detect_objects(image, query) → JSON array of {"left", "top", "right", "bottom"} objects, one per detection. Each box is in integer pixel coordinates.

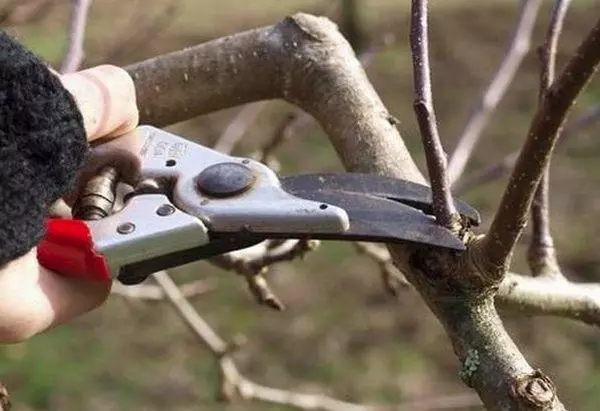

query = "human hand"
[{"left": 0, "top": 65, "right": 140, "bottom": 343}]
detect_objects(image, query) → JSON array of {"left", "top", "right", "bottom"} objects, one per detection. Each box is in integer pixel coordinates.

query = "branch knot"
[{"left": 511, "top": 369, "right": 557, "bottom": 410}]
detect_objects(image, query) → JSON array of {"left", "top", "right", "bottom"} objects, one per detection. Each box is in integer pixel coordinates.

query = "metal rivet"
[
  {"left": 195, "top": 162, "right": 255, "bottom": 198},
  {"left": 242, "top": 159, "right": 250, "bottom": 164},
  {"left": 156, "top": 204, "right": 175, "bottom": 216},
  {"left": 117, "top": 222, "right": 136, "bottom": 235}
]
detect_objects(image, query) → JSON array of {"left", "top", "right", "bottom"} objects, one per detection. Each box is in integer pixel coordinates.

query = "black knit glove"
[{"left": 0, "top": 31, "right": 88, "bottom": 267}]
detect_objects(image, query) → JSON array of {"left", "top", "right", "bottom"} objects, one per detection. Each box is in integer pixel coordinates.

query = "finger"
[
  {"left": 60, "top": 65, "right": 139, "bottom": 142},
  {"left": 74, "top": 128, "right": 143, "bottom": 196}
]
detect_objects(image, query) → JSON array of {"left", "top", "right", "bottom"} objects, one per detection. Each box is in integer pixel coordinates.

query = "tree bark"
[{"left": 124, "top": 13, "right": 567, "bottom": 410}]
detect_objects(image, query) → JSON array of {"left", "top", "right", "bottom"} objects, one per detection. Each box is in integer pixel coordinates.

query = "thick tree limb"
[
  {"left": 125, "top": 14, "right": 424, "bottom": 183},
  {"left": 447, "top": 0, "right": 542, "bottom": 184},
  {"left": 409, "top": 0, "right": 457, "bottom": 230},
  {"left": 60, "top": 0, "right": 92, "bottom": 73},
  {"left": 481, "top": 17, "right": 600, "bottom": 273},
  {"left": 498, "top": 273, "right": 600, "bottom": 326},
  {"left": 528, "top": 0, "right": 572, "bottom": 278},
  {"left": 123, "top": 13, "right": 570, "bottom": 410}
]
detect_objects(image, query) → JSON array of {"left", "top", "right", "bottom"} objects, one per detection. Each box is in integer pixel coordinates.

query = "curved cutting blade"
[
  {"left": 280, "top": 173, "right": 481, "bottom": 225},
  {"left": 277, "top": 189, "right": 466, "bottom": 250}
]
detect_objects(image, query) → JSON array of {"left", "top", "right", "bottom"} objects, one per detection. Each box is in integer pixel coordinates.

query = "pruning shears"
[{"left": 37, "top": 126, "right": 480, "bottom": 285}]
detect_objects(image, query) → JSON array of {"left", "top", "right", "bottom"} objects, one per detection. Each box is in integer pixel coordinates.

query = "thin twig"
[
  {"left": 209, "top": 240, "right": 320, "bottom": 311},
  {"left": 354, "top": 242, "right": 411, "bottom": 295},
  {"left": 480, "top": 17, "right": 600, "bottom": 273},
  {"left": 213, "top": 102, "right": 269, "bottom": 154},
  {"left": 152, "top": 271, "right": 227, "bottom": 353},
  {"left": 454, "top": 103, "right": 600, "bottom": 194},
  {"left": 259, "top": 112, "right": 298, "bottom": 165},
  {"left": 447, "top": 0, "right": 542, "bottom": 184},
  {"left": 111, "top": 278, "right": 216, "bottom": 300},
  {"left": 152, "top": 271, "right": 480, "bottom": 410},
  {"left": 528, "top": 0, "right": 572, "bottom": 278},
  {"left": 409, "top": 0, "right": 457, "bottom": 230},
  {"left": 60, "top": 0, "right": 92, "bottom": 73}
]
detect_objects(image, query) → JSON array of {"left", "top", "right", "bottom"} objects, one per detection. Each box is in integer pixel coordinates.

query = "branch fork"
[{"left": 121, "top": 8, "right": 600, "bottom": 411}]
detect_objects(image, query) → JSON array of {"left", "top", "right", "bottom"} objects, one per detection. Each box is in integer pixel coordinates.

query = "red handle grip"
[{"left": 37, "top": 219, "right": 111, "bottom": 282}]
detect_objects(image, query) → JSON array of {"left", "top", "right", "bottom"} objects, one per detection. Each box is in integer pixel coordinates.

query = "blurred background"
[{"left": 1, "top": 0, "right": 599, "bottom": 410}]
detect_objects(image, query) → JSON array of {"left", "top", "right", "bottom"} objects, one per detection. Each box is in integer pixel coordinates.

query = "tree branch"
[
  {"left": 60, "top": 0, "right": 92, "bottom": 73},
  {"left": 354, "top": 242, "right": 411, "bottom": 296},
  {"left": 125, "top": 13, "right": 425, "bottom": 183},
  {"left": 351, "top": 242, "right": 600, "bottom": 327},
  {"left": 209, "top": 239, "right": 319, "bottom": 311},
  {"left": 213, "top": 102, "right": 269, "bottom": 154},
  {"left": 409, "top": 0, "right": 457, "bottom": 230},
  {"left": 447, "top": 0, "right": 542, "bottom": 184},
  {"left": 152, "top": 271, "right": 480, "bottom": 411},
  {"left": 528, "top": 0, "right": 572, "bottom": 278},
  {"left": 123, "top": 13, "right": 573, "bottom": 409},
  {"left": 497, "top": 273, "right": 600, "bottom": 326},
  {"left": 480, "top": 16, "right": 600, "bottom": 273},
  {"left": 454, "top": 103, "right": 600, "bottom": 195},
  {"left": 110, "top": 279, "right": 216, "bottom": 300}
]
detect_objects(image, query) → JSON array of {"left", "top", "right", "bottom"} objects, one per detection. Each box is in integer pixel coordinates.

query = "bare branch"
[
  {"left": 454, "top": 103, "right": 600, "bottom": 194},
  {"left": 354, "top": 242, "right": 411, "bottom": 295},
  {"left": 110, "top": 278, "right": 216, "bottom": 300},
  {"left": 353, "top": 241, "right": 600, "bottom": 328},
  {"left": 498, "top": 273, "right": 600, "bottom": 326},
  {"left": 152, "top": 271, "right": 227, "bottom": 353},
  {"left": 258, "top": 112, "right": 299, "bottom": 165},
  {"left": 125, "top": 13, "right": 425, "bottom": 183},
  {"left": 153, "top": 271, "right": 479, "bottom": 410},
  {"left": 60, "top": 0, "right": 92, "bottom": 73},
  {"left": 447, "top": 0, "right": 542, "bottom": 184},
  {"left": 209, "top": 239, "right": 320, "bottom": 310},
  {"left": 409, "top": 0, "right": 457, "bottom": 230},
  {"left": 213, "top": 102, "right": 268, "bottom": 154},
  {"left": 480, "top": 17, "right": 600, "bottom": 272},
  {"left": 123, "top": 13, "right": 573, "bottom": 408},
  {"left": 528, "top": 0, "right": 572, "bottom": 278},
  {"left": 0, "top": 381, "right": 10, "bottom": 411}
]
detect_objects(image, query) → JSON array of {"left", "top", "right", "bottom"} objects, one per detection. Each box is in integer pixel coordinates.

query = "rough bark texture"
[{"left": 123, "top": 13, "right": 573, "bottom": 410}]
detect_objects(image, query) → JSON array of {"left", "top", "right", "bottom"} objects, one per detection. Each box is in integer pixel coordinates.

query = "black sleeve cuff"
[{"left": 0, "top": 31, "right": 88, "bottom": 267}]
